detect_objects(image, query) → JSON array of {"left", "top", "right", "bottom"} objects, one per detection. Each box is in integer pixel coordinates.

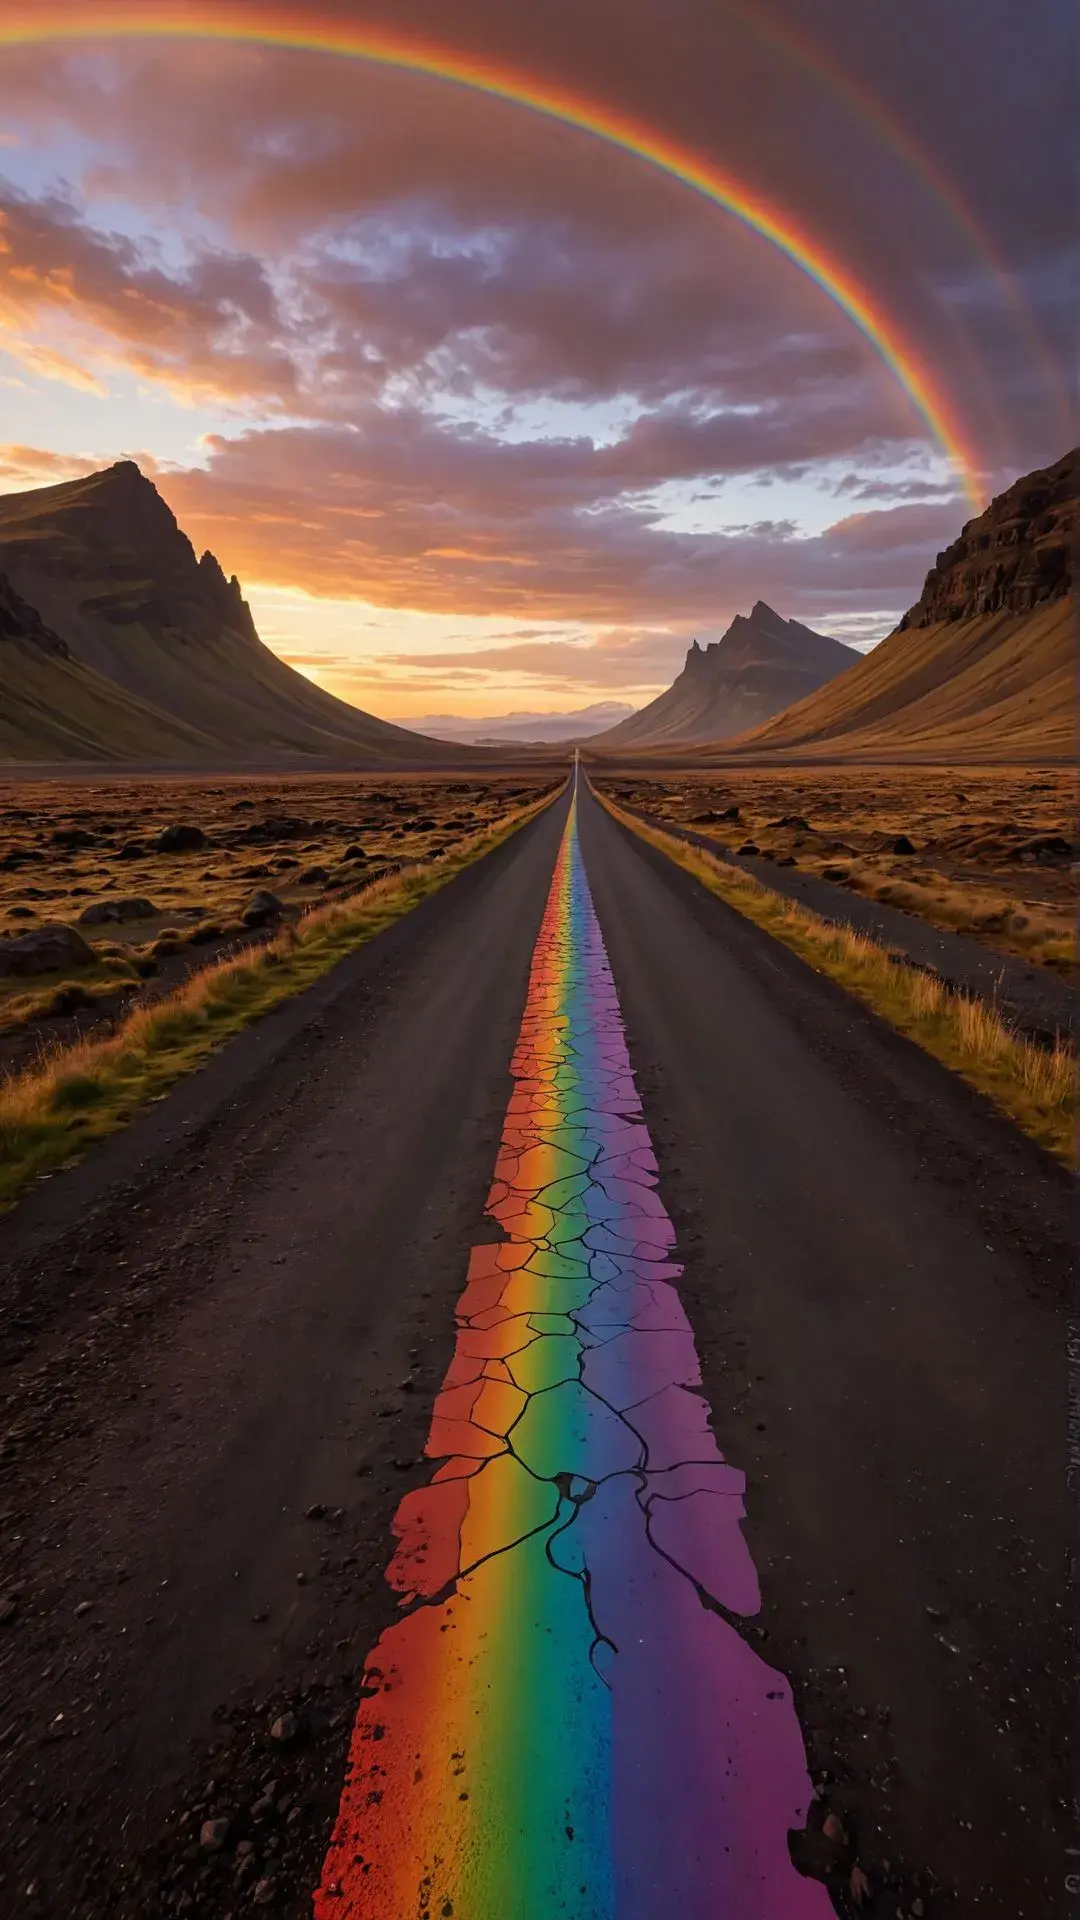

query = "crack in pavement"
[{"left": 315, "top": 784, "right": 834, "bottom": 1918}]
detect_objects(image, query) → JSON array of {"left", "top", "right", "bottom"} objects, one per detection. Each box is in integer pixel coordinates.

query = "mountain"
[
  {"left": 405, "top": 702, "right": 637, "bottom": 745},
  {"left": 0, "top": 463, "right": 475, "bottom": 765},
  {"left": 723, "top": 447, "right": 1078, "bottom": 761},
  {"left": 590, "top": 603, "right": 856, "bottom": 749}
]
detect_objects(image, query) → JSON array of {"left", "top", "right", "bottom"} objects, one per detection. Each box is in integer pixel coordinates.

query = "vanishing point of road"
[{"left": 0, "top": 774, "right": 1070, "bottom": 1919}]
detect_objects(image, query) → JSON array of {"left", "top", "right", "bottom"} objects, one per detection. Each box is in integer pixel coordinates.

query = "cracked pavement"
[
  {"left": 316, "top": 791, "right": 832, "bottom": 1917},
  {"left": 0, "top": 776, "right": 1067, "bottom": 1919}
]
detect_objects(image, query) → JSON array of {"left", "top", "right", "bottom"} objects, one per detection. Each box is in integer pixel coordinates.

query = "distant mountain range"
[
  {"left": 0, "top": 464, "right": 475, "bottom": 765},
  {"left": 722, "top": 447, "right": 1077, "bottom": 761},
  {"left": 404, "top": 702, "right": 637, "bottom": 746},
  {"left": 592, "top": 602, "right": 856, "bottom": 748}
]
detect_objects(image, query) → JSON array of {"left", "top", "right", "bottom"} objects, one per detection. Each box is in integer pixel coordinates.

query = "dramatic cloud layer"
[{"left": 0, "top": 2, "right": 1071, "bottom": 710}]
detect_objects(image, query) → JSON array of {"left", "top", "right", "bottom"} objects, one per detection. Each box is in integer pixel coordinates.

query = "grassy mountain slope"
[
  {"left": 0, "top": 464, "right": 475, "bottom": 765},
  {"left": 716, "top": 449, "right": 1078, "bottom": 762}
]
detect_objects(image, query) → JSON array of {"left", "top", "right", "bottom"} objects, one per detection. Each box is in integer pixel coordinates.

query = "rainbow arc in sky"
[{"left": 1, "top": 2, "right": 989, "bottom": 510}]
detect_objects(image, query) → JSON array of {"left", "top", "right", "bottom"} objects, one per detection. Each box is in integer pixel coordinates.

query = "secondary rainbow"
[{"left": 1, "top": 1, "right": 984, "bottom": 511}]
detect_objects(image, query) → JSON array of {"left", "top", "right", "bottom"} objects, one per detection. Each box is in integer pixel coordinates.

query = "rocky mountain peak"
[
  {"left": 0, "top": 573, "right": 69, "bottom": 658},
  {"left": 899, "top": 446, "right": 1077, "bottom": 630}
]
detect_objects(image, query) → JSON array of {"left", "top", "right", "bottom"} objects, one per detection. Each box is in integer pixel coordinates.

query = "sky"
[{"left": 0, "top": 0, "right": 1073, "bottom": 718}]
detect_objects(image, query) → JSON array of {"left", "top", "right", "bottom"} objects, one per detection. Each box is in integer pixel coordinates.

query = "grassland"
[
  {"left": 595, "top": 787, "right": 1074, "bottom": 1163},
  {"left": 0, "top": 772, "right": 555, "bottom": 1069},
  {"left": 596, "top": 766, "right": 1076, "bottom": 976},
  {"left": 0, "top": 776, "right": 562, "bottom": 1207}
]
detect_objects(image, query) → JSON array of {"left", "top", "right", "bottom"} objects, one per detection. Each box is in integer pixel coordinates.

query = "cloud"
[
  {"left": 0, "top": 183, "right": 296, "bottom": 406},
  {"left": 151, "top": 407, "right": 961, "bottom": 635},
  {"left": 0, "top": 5, "right": 1070, "bottom": 693},
  {"left": 0, "top": 441, "right": 105, "bottom": 484}
]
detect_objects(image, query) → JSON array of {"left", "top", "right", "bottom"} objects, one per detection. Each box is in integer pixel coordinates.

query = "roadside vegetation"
[
  {"left": 0, "top": 786, "right": 563, "bottom": 1209},
  {"left": 596, "top": 789, "right": 1075, "bottom": 1163},
  {"left": 603, "top": 766, "right": 1076, "bottom": 976}
]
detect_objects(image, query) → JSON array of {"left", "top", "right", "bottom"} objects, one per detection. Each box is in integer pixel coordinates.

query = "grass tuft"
[{"left": 596, "top": 787, "right": 1075, "bottom": 1163}]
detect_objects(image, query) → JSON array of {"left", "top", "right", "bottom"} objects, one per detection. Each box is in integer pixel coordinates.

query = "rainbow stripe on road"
[{"left": 316, "top": 794, "right": 831, "bottom": 1917}]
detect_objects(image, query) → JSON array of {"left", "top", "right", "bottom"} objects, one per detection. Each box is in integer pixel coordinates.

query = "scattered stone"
[
  {"left": 116, "top": 840, "right": 150, "bottom": 860},
  {"left": 1011, "top": 833, "right": 1073, "bottom": 864},
  {"left": 299, "top": 866, "right": 329, "bottom": 885},
  {"left": 200, "top": 1816, "right": 231, "bottom": 1852},
  {"left": 78, "top": 896, "right": 158, "bottom": 926},
  {"left": 341, "top": 844, "right": 367, "bottom": 862},
  {"left": 768, "top": 814, "right": 811, "bottom": 831},
  {"left": 0, "top": 923, "right": 95, "bottom": 978},
  {"left": 269, "top": 1711, "right": 298, "bottom": 1745},
  {"left": 304, "top": 1503, "right": 328, "bottom": 1521},
  {"left": 736, "top": 842, "right": 760, "bottom": 856},
  {"left": 850, "top": 1864, "right": 873, "bottom": 1906},
  {"left": 776, "top": 854, "right": 797, "bottom": 867},
  {"left": 74, "top": 1600, "right": 93, "bottom": 1619},
  {"left": 156, "top": 824, "right": 208, "bottom": 853},
  {"left": 822, "top": 865, "right": 850, "bottom": 882},
  {"left": 0, "top": 1594, "right": 19, "bottom": 1626},
  {"left": 51, "top": 826, "right": 97, "bottom": 849},
  {"left": 243, "top": 891, "right": 284, "bottom": 929}
]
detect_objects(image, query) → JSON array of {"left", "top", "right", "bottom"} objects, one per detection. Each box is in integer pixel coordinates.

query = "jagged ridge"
[
  {"left": 593, "top": 601, "right": 855, "bottom": 748},
  {"left": 0, "top": 463, "right": 476, "bottom": 765}
]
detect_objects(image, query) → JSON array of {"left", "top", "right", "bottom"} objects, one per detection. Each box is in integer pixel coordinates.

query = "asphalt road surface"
[{"left": 0, "top": 779, "right": 1070, "bottom": 1919}]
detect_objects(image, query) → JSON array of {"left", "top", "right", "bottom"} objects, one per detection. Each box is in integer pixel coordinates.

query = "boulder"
[
  {"left": 155, "top": 824, "right": 208, "bottom": 853},
  {"left": 242, "top": 890, "right": 284, "bottom": 928},
  {"left": 236, "top": 815, "right": 312, "bottom": 844},
  {"left": 342, "top": 844, "right": 367, "bottom": 861},
  {"left": 78, "top": 897, "right": 158, "bottom": 926},
  {"left": 51, "top": 827, "right": 97, "bottom": 850},
  {"left": 0, "top": 923, "right": 95, "bottom": 978}
]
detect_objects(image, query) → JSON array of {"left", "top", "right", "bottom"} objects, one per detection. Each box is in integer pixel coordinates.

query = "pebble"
[
  {"left": 822, "top": 1812, "right": 847, "bottom": 1846},
  {"left": 850, "top": 1864, "right": 873, "bottom": 1906},
  {"left": 269, "top": 1712, "right": 297, "bottom": 1745},
  {"left": 200, "top": 1817, "right": 231, "bottom": 1852},
  {"left": 252, "top": 1877, "right": 277, "bottom": 1905}
]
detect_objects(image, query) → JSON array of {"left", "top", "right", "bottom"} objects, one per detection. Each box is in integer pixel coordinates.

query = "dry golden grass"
[
  {"left": 597, "top": 764, "right": 1076, "bottom": 975},
  {"left": 0, "top": 772, "right": 556, "bottom": 1050},
  {"left": 596, "top": 788, "right": 1075, "bottom": 1162},
  {"left": 0, "top": 785, "right": 563, "bottom": 1208}
]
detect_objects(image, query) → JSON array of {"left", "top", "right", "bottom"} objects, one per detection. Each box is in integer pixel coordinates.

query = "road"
[{"left": 0, "top": 777, "right": 1070, "bottom": 1919}]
